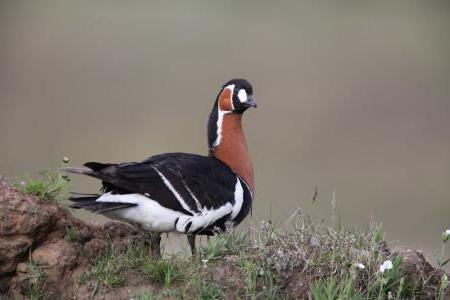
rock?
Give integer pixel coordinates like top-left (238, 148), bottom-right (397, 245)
top-left (15, 263), bottom-right (28, 273)
top-left (32, 240), bottom-right (79, 272)
top-left (394, 248), bottom-right (448, 298)
top-left (0, 180), bottom-right (148, 298)
top-left (0, 183), bottom-right (57, 237)
top-left (0, 235), bottom-right (32, 274)
top-left (211, 266), bottom-right (227, 282)
top-left (83, 238), bottom-right (108, 257)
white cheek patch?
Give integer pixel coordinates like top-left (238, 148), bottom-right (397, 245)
top-left (237, 89), bottom-right (247, 103)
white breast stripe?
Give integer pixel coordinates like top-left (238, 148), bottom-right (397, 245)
top-left (238, 175), bottom-right (253, 199)
top-left (231, 177), bottom-right (244, 219)
top-left (151, 166), bottom-right (196, 215)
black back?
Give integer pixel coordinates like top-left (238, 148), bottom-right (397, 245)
top-left (80, 153), bottom-right (252, 223)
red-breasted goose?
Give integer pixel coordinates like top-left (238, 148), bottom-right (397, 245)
top-left (64, 78), bottom-right (256, 256)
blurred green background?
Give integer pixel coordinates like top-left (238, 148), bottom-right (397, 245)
top-left (1, 1), bottom-right (449, 259)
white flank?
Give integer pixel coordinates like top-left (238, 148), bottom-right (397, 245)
top-left (231, 177), bottom-right (244, 219)
top-left (237, 89), bottom-right (247, 103)
top-left (96, 192), bottom-right (184, 232)
top-left (151, 166), bottom-right (195, 214)
top-left (175, 203), bottom-right (233, 233)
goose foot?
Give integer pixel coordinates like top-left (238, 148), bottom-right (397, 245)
top-left (187, 234), bottom-right (196, 256)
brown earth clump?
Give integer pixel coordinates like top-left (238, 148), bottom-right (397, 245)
top-left (0, 180), bottom-right (144, 299)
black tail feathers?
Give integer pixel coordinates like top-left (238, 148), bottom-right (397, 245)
top-left (69, 192), bottom-right (137, 213)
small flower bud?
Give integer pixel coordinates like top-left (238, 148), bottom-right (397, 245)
top-left (442, 229), bottom-right (450, 243)
top-left (440, 274), bottom-right (448, 290)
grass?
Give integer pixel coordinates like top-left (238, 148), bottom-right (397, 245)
top-left (201, 229), bottom-right (250, 261)
top-left (126, 239), bottom-right (187, 287)
top-left (243, 259), bottom-right (258, 299)
top-left (132, 291), bottom-right (159, 300)
top-left (63, 226), bottom-right (81, 242)
top-left (79, 238), bottom-right (188, 295)
top-left (13, 158), bottom-right (70, 202)
top-left (77, 247), bottom-right (125, 290)
top-left (194, 278), bottom-right (223, 300)
top-left (253, 214), bottom-right (411, 299)
top-left (131, 255), bottom-right (185, 287)
top-left (241, 256), bottom-right (280, 299)
top-left (74, 213), bottom-right (449, 299)
top-left (25, 260), bottom-right (47, 300)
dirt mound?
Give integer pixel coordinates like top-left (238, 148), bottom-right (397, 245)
top-left (0, 180), bottom-right (448, 299)
top-left (0, 180), bottom-right (143, 299)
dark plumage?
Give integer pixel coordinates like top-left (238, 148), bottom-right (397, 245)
top-left (64, 78), bottom-right (256, 256)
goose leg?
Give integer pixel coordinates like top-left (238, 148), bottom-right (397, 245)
top-left (149, 232), bottom-right (162, 259)
top-left (187, 234), bottom-right (196, 256)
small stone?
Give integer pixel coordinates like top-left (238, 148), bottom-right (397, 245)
top-left (308, 235), bottom-right (319, 247)
top-left (83, 238), bottom-right (107, 256)
top-left (274, 262), bottom-right (282, 273)
top-left (211, 267), bottom-right (226, 281)
top-left (16, 262), bottom-right (28, 273)
top-left (32, 240), bottom-right (78, 270)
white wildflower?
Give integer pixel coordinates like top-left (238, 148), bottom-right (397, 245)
top-left (202, 259), bottom-right (209, 269)
top-left (379, 260), bottom-right (393, 273)
top-left (442, 229), bottom-right (450, 243)
top-left (354, 263), bottom-right (365, 270)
